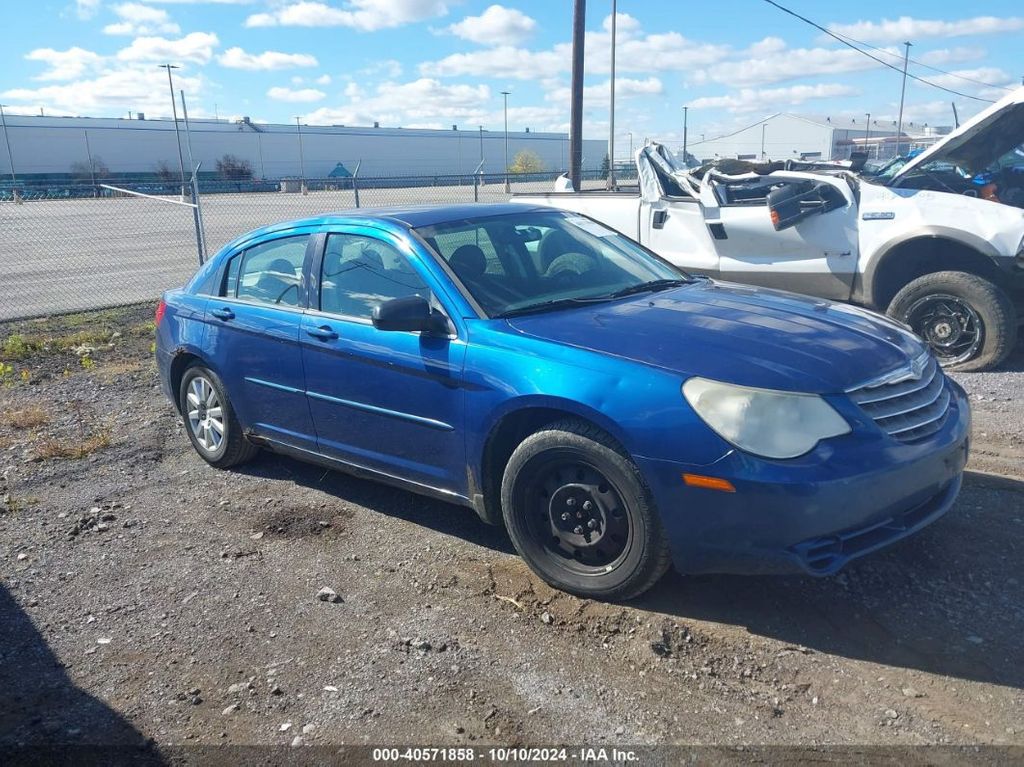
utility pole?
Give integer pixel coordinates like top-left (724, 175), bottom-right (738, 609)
top-left (896, 41), bottom-right (912, 158)
top-left (0, 104), bottom-right (17, 184)
top-left (295, 116), bottom-right (306, 190)
top-left (864, 113), bottom-right (871, 157)
top-left (501, 91), bottom-right (511, 192)
top-left (568, 0), bottom-right (586, 191)
top-left (760, 122), bottom-right (766, 160)
top-left (628, 131), bottom-right (633, 160)
top-left (478, 125), bottom-right (484, 169)
top-left (159, 64), bottom-right (187, 200)
top-left (84, 130), bottom-right (96, 190)
top-left (682, 106), bottom-right (689, 166)
top-left (607, 0), bottom-right (617, 189)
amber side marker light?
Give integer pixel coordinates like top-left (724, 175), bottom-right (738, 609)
top-left (682, 473), bottom-right (736, 493)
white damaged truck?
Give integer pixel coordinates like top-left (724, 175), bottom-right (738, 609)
top-left (518, 87), bottom-right (1024, 370)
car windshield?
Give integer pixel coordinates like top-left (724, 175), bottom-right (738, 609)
top-left (414, 210), bottom-right (691, 317)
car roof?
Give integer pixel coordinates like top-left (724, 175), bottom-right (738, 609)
top-left (245, 202), bottom-right (548, 237)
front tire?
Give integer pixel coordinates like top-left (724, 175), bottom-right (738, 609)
top-left (887, 271), bottom-right (1017, 371)
top-left (500, 419), bottom-right (671, 601)
top-left (178, 364), bottom-right (259, 468)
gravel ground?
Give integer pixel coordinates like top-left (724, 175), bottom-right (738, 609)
top-left (0, 306), bottom-right (1022, 753)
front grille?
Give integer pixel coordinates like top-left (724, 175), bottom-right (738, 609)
top-left (847, 355), bottom-right (950, 442)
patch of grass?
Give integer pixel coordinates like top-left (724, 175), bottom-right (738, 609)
top-left (1, 334), bottom-right (41, 361)
top-left (34, 430), bottom-right (111, 461)
top-left (3, 406), bottom-right (50, 429)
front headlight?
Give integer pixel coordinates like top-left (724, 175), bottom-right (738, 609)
top-left (682, 377), bottom-right (850, 459)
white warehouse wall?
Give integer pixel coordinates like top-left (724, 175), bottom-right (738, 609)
top-left (1, 115), bottom-right (607, 178)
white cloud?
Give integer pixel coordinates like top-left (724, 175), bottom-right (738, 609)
top-left (26, 47), bottom-right (105, 81)
top-left (219, 47), bottom-right (318, 70)
top-left (116, 32), bottom-right (219, 64)
top-left (690, 45), bottom-right (890, 88)
top-left (303, 78), bottom-right (491, 127)
top-left (687, 84), bottom-right (861, 114)
top-left (316, 74), bottom-right (332, 85)
top-left (267, 86), bottom-right (326, 102)
top-left (343, 82), bottom-right (363, 98)
top-left (545, 77), bottom-right (663, 107)
top-left (245, 0), bottom-right (449, 32)
top-left (446, 5), bottom-right (536, 46)
top-left (2, 66), bottom-right (204, 117)
top-left (828, 15), bottom-right (1024, 43)
top-left (104, 3), bottom-right (180, 35)
top-left (421, 44), bottom-right (568, 80)
top-left (915, 46), bottom-right (986, 68)
top-left (76, 0), bottom-right (102, 19)
top-left (421, 16), bottom-right (728, 80)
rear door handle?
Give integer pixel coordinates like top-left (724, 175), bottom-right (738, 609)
top-left (211, 307), bottom-right (235, 321)
top-left (306, 325), bottom-right (339, 341)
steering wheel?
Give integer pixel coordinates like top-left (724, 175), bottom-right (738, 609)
top-left (545, 252), bottom-right (598, 285)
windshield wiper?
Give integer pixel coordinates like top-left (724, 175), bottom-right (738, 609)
top-left (604, 277), bottom-right (694, 299)
top-left (496, 296), bottom-right (614, 318)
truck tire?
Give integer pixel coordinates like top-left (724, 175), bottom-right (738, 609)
top-left (500, 419), bottom-right (672, 601)
top-left (887, 271), bottom-right (1017, 371)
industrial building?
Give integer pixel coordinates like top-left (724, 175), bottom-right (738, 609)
top-left (685, 113), bottom-right (952, 164)
top-left (0, 113), bottom-right (606, 180)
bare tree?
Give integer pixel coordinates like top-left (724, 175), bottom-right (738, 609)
top-left (70, 156), bottom-right (110, 182)
top-left (216, 154), bottom-right (253, 181)
top-left (154, 161), bottom-right (176, 182)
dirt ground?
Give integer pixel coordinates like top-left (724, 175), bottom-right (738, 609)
top-left (1, 305), bottom-right (1022, 754)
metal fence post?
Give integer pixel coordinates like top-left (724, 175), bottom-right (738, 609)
top-left (353, 160), bottom-right (361, 208)
top-left (189, 164), bottom-right (207, 265)
top-left (473, 159), bottom-right (484, 203)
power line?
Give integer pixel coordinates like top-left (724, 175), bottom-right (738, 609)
top-left (760, 0), bottom-right (997, 103)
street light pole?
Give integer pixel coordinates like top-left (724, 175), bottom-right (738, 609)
top-left (607, 0), bottom-right (617, 190)
top-left (501, 91), bottom-right (511, 192)
top-left (159, 64), bottom-right (187, 200)
top-left (628, 131), bottom-right (633, 161)
top-left (760, 122), bottom-right (766, 160)
top-left (864, 112), bottom-right (871, 158)
top-left (0, 103), bottom-right (16, 184)
top-left (295, 116), bottom-right (306, 191)
top-left (896, 41), bottom-right (912, 158)
top-left (682, 106), bottom-right (689, 166)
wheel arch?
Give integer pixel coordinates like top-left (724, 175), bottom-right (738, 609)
top-left (863, 231), bottom-right (1004, 310)
top-left (168, 348), bottom-right (212, 413)
top-left (474, 398), bottom-right (631, 527)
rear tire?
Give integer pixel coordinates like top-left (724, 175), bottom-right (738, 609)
top-left (887, 271), bottom-right (1017, 371)
top-left (500, 419), bottom-right (671, 601)
top-left (178, 363), bottom-right (259, 468)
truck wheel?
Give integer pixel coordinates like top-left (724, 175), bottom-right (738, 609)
top-left (500, 419), bottom-right (671, 601)
top-left (887, 271), bottom-right (1017, 371)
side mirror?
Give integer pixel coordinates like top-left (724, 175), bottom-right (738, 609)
top-left (767, 181), bottom-right (841, 231)
top-left (371, 295), bottom-right (449, 335)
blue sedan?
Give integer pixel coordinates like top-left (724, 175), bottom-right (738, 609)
top-left (155, 203), bottom-right (970, 600)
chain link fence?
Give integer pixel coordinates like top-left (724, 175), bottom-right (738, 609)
top-left (0, 169), bottom-right (624, 322)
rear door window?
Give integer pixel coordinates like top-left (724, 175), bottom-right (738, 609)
top-left (223, 235), bottom-right (309, 307)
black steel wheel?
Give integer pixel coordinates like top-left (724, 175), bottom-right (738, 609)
top-left (500, 419), bottom-right (671, 600)
top-left (887, 271), bottom-right (1017, 372)
top-left (904, 293), bottom-right (983, 366)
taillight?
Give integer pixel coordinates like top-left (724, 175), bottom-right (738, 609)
top-left (155, 298), bottom-right (167, 326)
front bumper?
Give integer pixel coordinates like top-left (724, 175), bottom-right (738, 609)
top-left (636, 379), bottom-right (971, 576)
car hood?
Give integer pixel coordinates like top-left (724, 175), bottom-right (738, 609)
top-left (890, 85), bottom-right (1024, 183)
top-left (504, 280), bottom-right (925, 393)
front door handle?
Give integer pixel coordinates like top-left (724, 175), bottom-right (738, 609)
top-left (306, 325), bottom-right (339, 341)
top-left (211, 307), bottom-right (235, 321)
top-left (652, 210), bottom-right (668, 229)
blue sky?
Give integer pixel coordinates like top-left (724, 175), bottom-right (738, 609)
top-left (1, 0), bottom-right (1022, 154)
